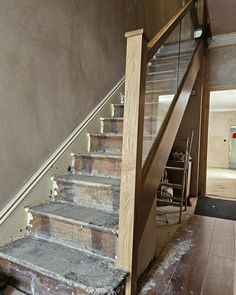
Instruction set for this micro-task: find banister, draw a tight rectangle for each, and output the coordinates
[138,39,204,244]
[147,0,195,61]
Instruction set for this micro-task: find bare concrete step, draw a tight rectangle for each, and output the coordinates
[89,133,122,154]
[72,152,122,178]
[0,236,127,294]
[54,174,120,212]
[29,202,119,258]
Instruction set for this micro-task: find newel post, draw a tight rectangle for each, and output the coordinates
[117,29,148,295]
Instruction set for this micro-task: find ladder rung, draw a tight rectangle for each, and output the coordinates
[159,182,183,189]
[156,198,181,206]
[165,166,185,171]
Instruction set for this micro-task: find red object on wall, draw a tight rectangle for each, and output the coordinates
[232,133,236,138]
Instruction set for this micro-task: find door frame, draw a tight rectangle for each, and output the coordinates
[199,84,236,196]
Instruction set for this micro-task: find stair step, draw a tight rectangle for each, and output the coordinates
[147,61,189,72]
[29,202,119,258]
[0,236,127,294]
[145,78,178,91]
[101,117,164,135]
[145,90,176,102]
[111,104,124,118]
[159,182,183,189]
[54,174,120,212]
[72,152,122,178]
[88,133,123,154]
[150,54,192,66]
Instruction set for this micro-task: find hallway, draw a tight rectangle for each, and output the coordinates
[139,214,235,294]
[207,167,236,199]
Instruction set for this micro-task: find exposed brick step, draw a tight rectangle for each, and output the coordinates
[0,236,127,294]
[72,152,122,178]
[29,202,119,258]
[53,174,120,213]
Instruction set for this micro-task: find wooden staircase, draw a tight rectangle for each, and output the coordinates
[0,49,184,294]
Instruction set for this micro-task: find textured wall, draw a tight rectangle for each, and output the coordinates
[206,0,236,35]
[205,45,236,89]
[207,111,236,168]
[0,0,183,211]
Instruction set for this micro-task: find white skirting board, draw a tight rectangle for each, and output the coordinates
[0,77,125,246]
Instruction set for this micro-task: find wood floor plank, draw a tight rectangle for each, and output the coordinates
[164,246,210,295]
[201,255,234,295]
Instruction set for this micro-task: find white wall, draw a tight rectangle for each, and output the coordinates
[208,111,236,168]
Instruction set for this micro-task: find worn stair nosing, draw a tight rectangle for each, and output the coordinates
[29,206,118,235]
[0,239,127,294]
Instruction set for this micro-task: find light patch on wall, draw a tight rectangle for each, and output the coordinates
[210,89,236,112]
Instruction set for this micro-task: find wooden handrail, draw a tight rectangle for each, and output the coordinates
[147,0,195,61]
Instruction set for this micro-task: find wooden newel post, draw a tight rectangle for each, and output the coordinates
[117,29,148,295]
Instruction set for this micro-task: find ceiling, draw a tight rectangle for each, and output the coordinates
[210,90,236,112]
[206,0,236,35]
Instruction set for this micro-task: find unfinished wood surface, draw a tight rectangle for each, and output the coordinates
[147,0,194,61]
[139,216,235,295]
[117,30,147,295]
[138,41,204,245]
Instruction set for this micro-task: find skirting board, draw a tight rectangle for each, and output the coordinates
[0,77,125,246]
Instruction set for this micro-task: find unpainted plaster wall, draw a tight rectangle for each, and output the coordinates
[0,0,183,212]
[207,111,236,168]
[206,0,236,35]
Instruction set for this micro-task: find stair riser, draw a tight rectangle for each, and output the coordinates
[72,155,122,178]
[89,135,122,154]
[148,62,188,72]
[101,119,162,136]
[55,179,120,212]
[146,70,178,80]
[0,258,83,295]
[101,119,123,134]
[145,79,177,91]
[30,213,117,258]
[112,105,124,118]
[144,103,170,117]
[145,91,175,102]
[150,55,191,66]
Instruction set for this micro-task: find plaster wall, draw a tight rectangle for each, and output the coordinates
[0,0,184,212]
[207,111,236,168]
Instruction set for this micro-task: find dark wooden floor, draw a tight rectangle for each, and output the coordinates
[139,215,235,295]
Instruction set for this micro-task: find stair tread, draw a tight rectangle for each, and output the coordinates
[73,152,122,159]
[29,202,119,233]
[0,236,127,293]
[55,174,120,187]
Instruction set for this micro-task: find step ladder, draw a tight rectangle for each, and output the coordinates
[157,131,194,223]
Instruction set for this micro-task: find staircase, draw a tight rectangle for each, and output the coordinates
[0,42,199,294]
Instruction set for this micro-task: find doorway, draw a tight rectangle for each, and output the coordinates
[206,89,236,200]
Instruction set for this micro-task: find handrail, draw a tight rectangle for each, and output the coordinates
[147,0,194,62]
[117,1,204,294]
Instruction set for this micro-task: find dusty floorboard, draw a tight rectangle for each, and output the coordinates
[139,201,235,295]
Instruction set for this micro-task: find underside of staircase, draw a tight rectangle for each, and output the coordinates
[0,44,193,294]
